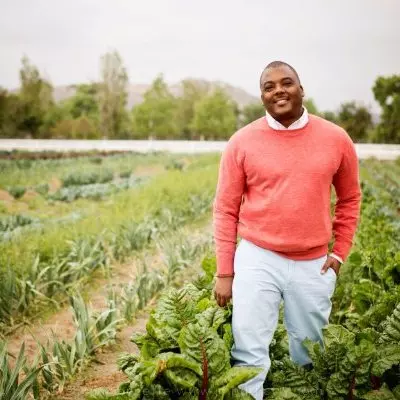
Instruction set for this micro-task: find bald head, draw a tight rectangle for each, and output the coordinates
[260,61,301,88]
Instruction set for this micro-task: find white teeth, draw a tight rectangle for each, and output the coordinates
[277,99,288,105]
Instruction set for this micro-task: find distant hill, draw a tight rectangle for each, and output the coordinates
[51,79,260,109]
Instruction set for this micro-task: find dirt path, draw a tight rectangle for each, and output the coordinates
[6,255,146,361]
[54,311,150,399]
[6,218,212,398]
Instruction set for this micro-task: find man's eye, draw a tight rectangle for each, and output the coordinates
[283,81,292,86]
[265,87,273,92]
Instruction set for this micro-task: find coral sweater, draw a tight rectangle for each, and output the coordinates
[213,114,362,276]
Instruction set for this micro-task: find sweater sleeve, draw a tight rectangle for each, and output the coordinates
[213,138,246,276]
[331,133,362,262]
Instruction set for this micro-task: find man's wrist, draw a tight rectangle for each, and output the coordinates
[215,273,235,278]
[329,253,343,264]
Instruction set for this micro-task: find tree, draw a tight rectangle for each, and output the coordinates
[99,50,129,138]
[303,98,319,115]
[240,102,265,126]
[176,79,209,139]
[190,88,238,140]
[18,56,54,137]
[0,89,22,137]
[320,111,338,123]
[72,116,100,139]
[40,104,69,138]
[131,75,179,139]
[67,83,100,120]
[372,75,400,143]
[336,101,373,142]
[41,83,101,138]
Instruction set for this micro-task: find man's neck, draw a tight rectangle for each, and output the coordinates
[276,108,304,128]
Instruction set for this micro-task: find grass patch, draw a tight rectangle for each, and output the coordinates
[0,155,220,274]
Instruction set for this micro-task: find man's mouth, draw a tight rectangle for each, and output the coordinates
[275,98,290,106]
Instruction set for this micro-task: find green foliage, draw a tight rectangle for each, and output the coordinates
[320,110,338,123]
[34,182,50,196]
[17,56,54,137]
[379,303,400,344]
[40,103,70,138]
[191,88,238,140]
[2,64,400,143]
[66,83,100,120]
[62,169,114,186]
[0,89,27,138]
[364,385,398,399]
[177,79,210,138]
[0,342,42,400]
[89,283,260,399]
[372,75,400,143]
[303,98,319,115]
[267,388,302,399]
[0,168,216,327]
[0,214,37,232]
[49,178,141,202]
[132,75,180,139]
[70,294,122,357]
[336,101,373,142]
[240,102,265,126]
[7,185,26,199]
[99,50,130,138]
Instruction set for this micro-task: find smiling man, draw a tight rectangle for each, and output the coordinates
[213,61,361,399]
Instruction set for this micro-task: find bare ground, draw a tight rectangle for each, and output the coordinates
[6,219,212,399]
[6,252,159,361]
[54,312,150,399]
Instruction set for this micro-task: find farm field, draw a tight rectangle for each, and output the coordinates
[0,152,399,399]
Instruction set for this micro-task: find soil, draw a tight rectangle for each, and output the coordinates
[54,313,149,399]
[0,189,14,201]
[48,177,63,193]
[6,254,151,361]
[21,189,40,202]
[133,164,165,177]
[5,220,211,399]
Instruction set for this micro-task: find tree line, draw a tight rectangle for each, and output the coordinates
[0,51,399,143]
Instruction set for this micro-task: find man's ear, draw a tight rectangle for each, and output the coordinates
[300,85,305,98]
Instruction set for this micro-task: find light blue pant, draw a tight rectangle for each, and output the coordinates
[231,239,337,400]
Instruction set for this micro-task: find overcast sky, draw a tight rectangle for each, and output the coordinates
[1,0,399,113]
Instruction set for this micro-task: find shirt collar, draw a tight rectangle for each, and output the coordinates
[265,107,309,130]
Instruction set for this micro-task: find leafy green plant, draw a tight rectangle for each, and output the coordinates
[7,186,27,199]
[62,169,114,187]
[48,177,142,202]
[87,281,260,400]
[33,183,50,196]
[0,342,42,400]
[70,295,122,358]
[0,215,37,233]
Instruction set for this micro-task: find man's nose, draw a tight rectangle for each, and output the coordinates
[274,84,285,94]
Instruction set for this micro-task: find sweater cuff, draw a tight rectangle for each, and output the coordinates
[216,251,235,276]
[332,238,353,263]
[329,253,343,264]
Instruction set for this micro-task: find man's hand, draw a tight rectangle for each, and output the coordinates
[214,276,234,307]
[320,256,341,276]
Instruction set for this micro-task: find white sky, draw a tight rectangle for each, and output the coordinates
[1,0,399,113]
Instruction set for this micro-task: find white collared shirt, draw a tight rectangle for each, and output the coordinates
[265,107,309,130]
[265,108,343,265]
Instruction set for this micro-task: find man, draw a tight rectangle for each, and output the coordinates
[213,61,361,399]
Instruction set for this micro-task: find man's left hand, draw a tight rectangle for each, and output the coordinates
[320,256,341,276]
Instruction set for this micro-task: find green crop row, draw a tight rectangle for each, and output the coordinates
[0,157,219,330]
[85,160,400,400]
[0,151,183,190]
[0,213,212,399]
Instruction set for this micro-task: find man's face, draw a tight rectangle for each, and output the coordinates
[260,65,304,122]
